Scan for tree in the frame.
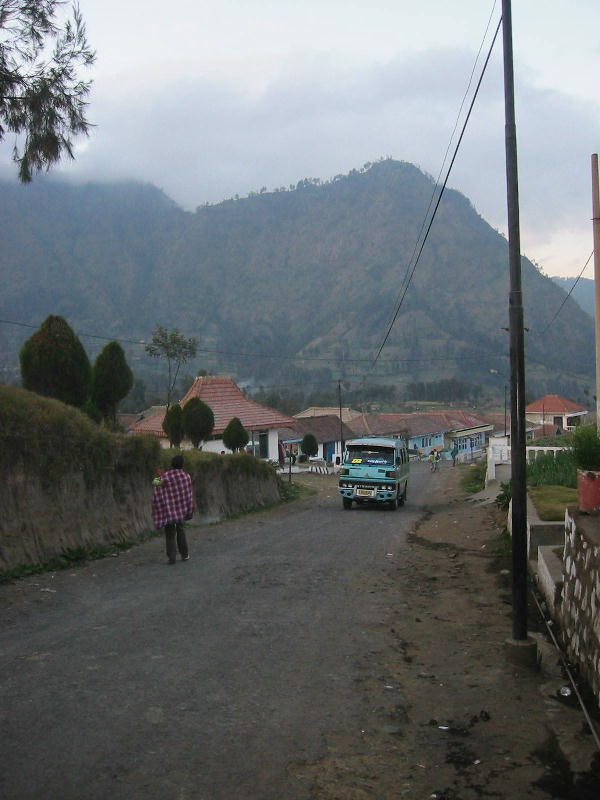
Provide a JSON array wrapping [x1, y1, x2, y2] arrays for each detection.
[[1, 1, 96, 182], [222, 417, 249, 452], [19, 314, 90, 407], [300, 433, 318, 458], [91, 341, 133, 424], [145, 325, 197, 409], [182, 398, 214, 448], [162, 403, 184, 448]]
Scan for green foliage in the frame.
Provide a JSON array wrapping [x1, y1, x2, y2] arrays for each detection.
[[526, 449, 576, 488], [162, 403, 184, 447], [495, 481, 512, 510], [145, 325, 197, 408], [405, 378, 482, 403], [222, 416, 249, 452], [91, 341, 133, 423], [0, 1, 95, 182], [182, 397, 214, 448], [459, 460, 487, 494], [0, 161, 595, 396], [300, 433, 318, 457], [19, 315, 91, 408], [82, 397, 102, 424], [0, 385, 159, 486], [570, 424, 600, 471]]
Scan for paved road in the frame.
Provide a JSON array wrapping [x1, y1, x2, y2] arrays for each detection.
[[0, 465, 432, 800]]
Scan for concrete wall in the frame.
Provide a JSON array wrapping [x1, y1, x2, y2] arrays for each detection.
[[558, 510, 600, 704]]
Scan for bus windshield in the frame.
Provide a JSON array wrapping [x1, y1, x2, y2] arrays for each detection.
[[346, 447, 395, 466]]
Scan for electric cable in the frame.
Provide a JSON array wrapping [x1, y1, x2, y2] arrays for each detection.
[[535, 252, 594, 336], [380, 1, 500, 340], [368, 15, 503, 375]]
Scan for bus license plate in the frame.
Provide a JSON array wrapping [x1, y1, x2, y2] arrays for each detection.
[[357, 488, 374, 497]]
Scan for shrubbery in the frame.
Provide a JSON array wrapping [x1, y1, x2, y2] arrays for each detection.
[[526, 448, 576, 488], [0, 385, 158, 486]]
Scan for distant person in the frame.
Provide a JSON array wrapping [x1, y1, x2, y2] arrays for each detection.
[[451, 445, 459, 466], [428, 451, 436, 472], [152, 455, 194, 565], [434, 449, 441, 469]]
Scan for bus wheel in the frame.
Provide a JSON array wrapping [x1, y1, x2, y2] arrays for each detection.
[[342, 497, 353, 510], [398, 484, 407, 506], [389, 494, 398, 510]]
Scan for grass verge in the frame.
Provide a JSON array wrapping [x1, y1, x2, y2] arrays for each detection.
[[528, 485, 577, 521], [459, 460, 487, 494], [0, 532, 161, 584]]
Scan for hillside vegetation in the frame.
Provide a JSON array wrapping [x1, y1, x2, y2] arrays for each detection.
[[1, 160, 594, 400]]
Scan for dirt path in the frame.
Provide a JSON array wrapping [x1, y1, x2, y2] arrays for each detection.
[[291, 464, 599, 799]]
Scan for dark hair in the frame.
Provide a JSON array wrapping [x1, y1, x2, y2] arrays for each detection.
[[171, 455, 184, 469]]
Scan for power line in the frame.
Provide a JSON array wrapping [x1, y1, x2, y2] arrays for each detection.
[[368, 15, 503, 374], [535, 252, 594, 336], [380, 2, 499, 343], [0, 316, 508, 368]]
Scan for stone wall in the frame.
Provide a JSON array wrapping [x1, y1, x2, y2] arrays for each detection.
[[558, 509, 600, 703], [0, 455, 282, 575]]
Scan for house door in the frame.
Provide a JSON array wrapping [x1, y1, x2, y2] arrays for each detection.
[[258, 431, 269, 459], [325, 442, 334, 462]]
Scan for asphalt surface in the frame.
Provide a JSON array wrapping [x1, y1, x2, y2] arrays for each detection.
[[0, 465, 428, 800]]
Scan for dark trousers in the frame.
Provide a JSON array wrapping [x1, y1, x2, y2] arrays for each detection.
[[165, 521, 188, 562]]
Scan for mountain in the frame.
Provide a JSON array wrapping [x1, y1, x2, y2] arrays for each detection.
[[551, 276, 595, 318], [0, 161, 595, 402]]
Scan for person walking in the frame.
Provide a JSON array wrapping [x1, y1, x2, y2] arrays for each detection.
[[428, 450, 436, 472], [152, 454, 194, 565], [451, 445, 459, 466]]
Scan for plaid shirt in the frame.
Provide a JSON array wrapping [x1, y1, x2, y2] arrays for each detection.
[[152, 468, 194, 529]]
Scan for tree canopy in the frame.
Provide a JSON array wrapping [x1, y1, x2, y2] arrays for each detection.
[[222, 417, 249, 452], [145, 325, 197, 409], [162, 403, 184, 448], [19, 315, 91, 407], [182, 397, 214, 448], [300, 433, 318, 458], [91, 341, 133, 424], [0, 1, 95, 181]]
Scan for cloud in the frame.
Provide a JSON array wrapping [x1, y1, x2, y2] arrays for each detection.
[[3, 43, 598, 275]]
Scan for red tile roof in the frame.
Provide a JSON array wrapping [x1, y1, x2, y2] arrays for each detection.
[[129, 376, 295, 439], [525, 394, 587, 414]]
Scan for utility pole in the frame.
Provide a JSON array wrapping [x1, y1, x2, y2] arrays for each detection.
[[501, 0, 536, 663], [338, 380, 345, 462], [591, 154, 600, 429]]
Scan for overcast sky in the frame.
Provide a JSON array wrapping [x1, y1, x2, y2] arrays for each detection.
[[3, 0, 599, 278]]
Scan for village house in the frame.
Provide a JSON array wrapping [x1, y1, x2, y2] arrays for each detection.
[[347, 410, 493, 461], [294, 406, 360, 424], [524, 394, 588, 434], [278, 415, 356, 464], [128, 376, 295, 461]]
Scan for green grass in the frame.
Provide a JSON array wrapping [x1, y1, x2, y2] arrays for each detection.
[[528, 485, 578, 521], [527, 449, 576, 488], [459, 460, 487, 494], [0, 533, 161, 584], [485, 527, 512, 556]]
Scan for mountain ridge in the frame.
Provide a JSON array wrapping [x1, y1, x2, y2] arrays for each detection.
[[0, 160, 595, 401]]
